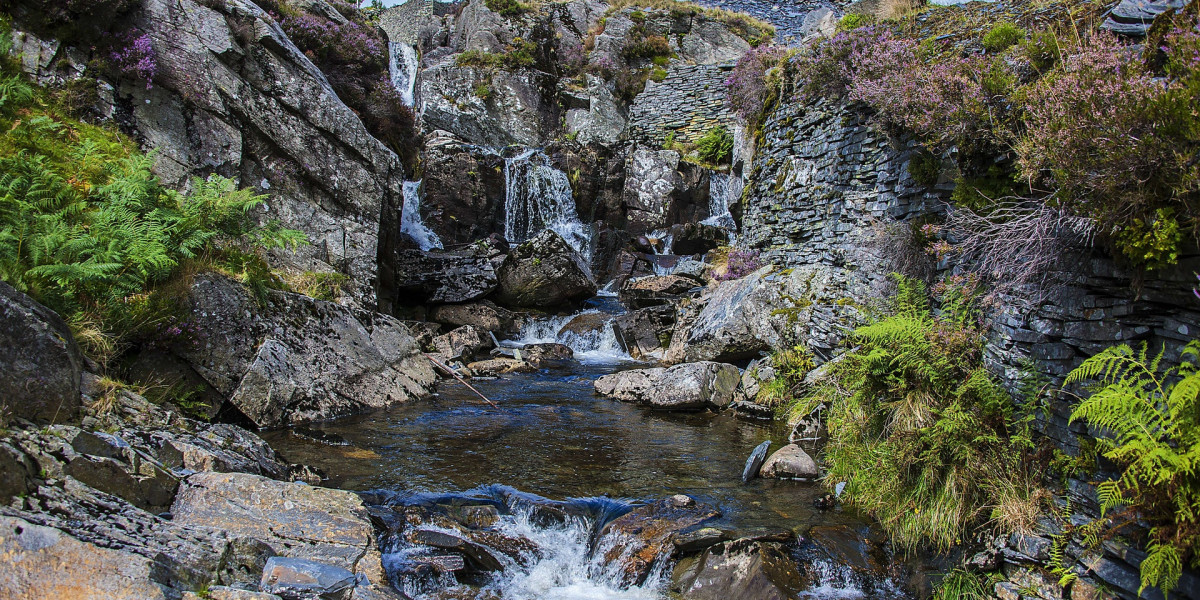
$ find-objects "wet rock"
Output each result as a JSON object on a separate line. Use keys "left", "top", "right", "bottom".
{"left": 668, "top": 222, "right": 727, "bottom": 256}
{"left": 672, "top": 527, "right": 735, "bottom": 556}
{"left": 759, "top": 444, "right": 820, "bottom": 480}
{"left": 522, "top": 343, "right": 575, "bottom": 367}
{"left": 594, "top": 362, "right": 740, "bottom": 410}
{"left": 620, "top": 275, "right": 699, "bottom": 308}
{"left": 419, "top": 134, "right": 508, "bottom": 247}
{"left": 673, "top": 539, "right": 805, "bottom": 600}
{"left": 430, "top": 301, "right": 518, "bottom": 335}
{"left": 0, "top": 280, "right": 82, "bottom": 425}
{"left": 613, "top": 305, "right": 676, "bottom": 361}
{"left": 466, "top": 358, "right": 535, "bottom": 376}
{"left": 742, "top": 440, "right": 772, "bottom": 483}
{"left": 494, "top": 230, "right": 597, "bottom": 309}
{"left": 260, "top": 556, "right": 360, "bottom": 599}
{"left": 806, "top": 525, "right": 889, "bottom": 577}
{"left": 431, "top": 325, "right": 493, "bottom": 362}
{"left": 167, "top": 274, "right": 436, "bottom": 428}
{"left": 558, "top": 311, "right": 611, "bottom": 338}
{"left": 0, "top": 514, "right": 171, "bottom": 600}
{"left": 388, "top": 248, "right": 499, "bottom": 305}
{"left": 172, "top": 472, "right": 380, "bottom": 578}
{"left": 599, "top": 495, "right": 722, "bottom": 586}
{"left": 407, "top": 529, "right": 505, "bottom": 572}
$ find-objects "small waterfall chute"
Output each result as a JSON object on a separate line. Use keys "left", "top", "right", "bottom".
{"left": 389, "top": 41, "right": 420, "bottom": 107}
{"left": 507, "top": 309, "right": 632, "bottom": 365}
{"left": 401, "top": 180, "right": 443, "bottom": 251}
{"left": 503, "top": 149, "right": 594, "bottom": 262}
{"left": 702, "top": 172, "right": 741, "bottom": 241}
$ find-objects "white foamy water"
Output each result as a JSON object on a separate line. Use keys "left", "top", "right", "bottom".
{"left": 701, "top": 172, "right": 740, "bottom": 241}
{"left": 389, "top": 41, "right": 420, "bottom": 107}
{"left": 797, "top": 559, "right": 909, "bottom": 599}
{"left": 504, "top": 149, "right": 595, "bottom": 262}
{"left": 400, "top": 180, "right": 443, "bottom": 251}
{"left": 509, "top": 310, "right": 632, "bottom": 365}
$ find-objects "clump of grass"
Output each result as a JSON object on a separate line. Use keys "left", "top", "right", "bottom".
{"left": 982, "top": 22, "right": 1025, "bottom": 53}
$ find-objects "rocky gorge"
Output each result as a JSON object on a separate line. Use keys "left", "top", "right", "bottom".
{"left": 1, "top": 0, "right": 1200, "bottom": 598}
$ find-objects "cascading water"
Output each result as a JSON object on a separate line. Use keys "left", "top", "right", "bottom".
{"left": 509, "top": 309, "right": 631, "bottom": 364}
{"left": 401, "top": 180, "right": 443, "bottom": 251}
{"left": 504, "top": 149, "right": 594, "bottom": 261}
{"left": 389, "top": 41, "right": 420, "bottom": 107}
{"left": 701, "top": 172, "right": 741, "bottom": 240}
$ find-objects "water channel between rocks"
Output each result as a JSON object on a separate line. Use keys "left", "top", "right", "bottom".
{"left": 265, "top": 351, "right": 919, "bottom": 599}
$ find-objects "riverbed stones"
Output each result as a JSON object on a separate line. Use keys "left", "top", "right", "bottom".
{"left": 759, "top": 444, "right": 820, "bottom": 480}
{"left": 558, "top": 311, "right": 611, "bottom": 338}
{"left": 673, "top": 539, "right": 806, "bottom": 600}
{"left": 260, "top": 556, "right": 361, "bottom": 599}
{"left": 466, "top": 357, "right": 535, "bottom": 376}
{"left": 620, "top": 274, "right": 699, "bottom": 308}
{"left": 599, "top": 495, "right": 722, "bottom": 586}
{"left": 0, "top": 280, "right": 82, "bottom": 425}
{"left": 172, "top": 472, "right": 380, "bottom": 578}
{"left": 494, "top": 230, "right": 597, "bottom": 308}
{"left": 429, "top": 301, "right": 518, "bottom": 334}
{"left": 594, "top": 362, "right": 741, "bottom": 410}
{"left": 522, "top": 342, "right": 574, "bottom": 366}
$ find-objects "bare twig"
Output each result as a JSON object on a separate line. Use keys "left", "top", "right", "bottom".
{"left": 424, "top": 353, "right": 500, "bottom": 409}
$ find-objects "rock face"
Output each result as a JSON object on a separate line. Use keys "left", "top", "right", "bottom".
{"left": 613, "top": 305, "right": 677, "bottom": 360}
{"left": 599, "top": 495, "right": 721, "bottom": 586}
{"left": 759, "top": 444, "right": 819, "bottom": 480}
{"left": 165, "top": 275, "right": 435, "bottom": 428}
{"left": 0, "top": 281, "right": 81, "bottom": 425}
{"left": 385, "top": 247, "right": 499, "bottom": 307}
{"left": 673, "top": 539, "right": 805, "bottom": 600}
{"left": 418, "top": 133, "right": 508, "bottom": 247}
{"left": 620, "top": 275, "right": 699, "bottom": 308}
{"left": 622, "top": 148, "right": 712, "bottom": 234}
{"left": 494, "top": 230, "right": 597, "bottom": 308}
{"left": 669, "top": 222, "right": 728, "bottom": 256}
{"left": 594, "top": 362, "right": 740, "bottom": 410}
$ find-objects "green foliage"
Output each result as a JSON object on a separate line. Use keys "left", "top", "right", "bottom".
{"left": 1112, "top": 208, "right": 1184, "bottom": 271}
{"left": 816, "top": 274, "right": 1027, "bottom": 552}
{"left": 932, "top": 569, "right": 994, "bottom": 600}
{"left": 485, "top": 0, "right": 527, "bottom": 16}
{"left": 456, "top": 38, "right": 537, "bottom": 70}
{"left": 837, "top": 12, "right": 874, "bottom": 31}
{"left": 1021, "top": 30, "right": 1062, "bottom": 72}
{"left": 696, "top": 126, "right": 734, "bottom": 165}
{"left": 949, "top": 166, "right": 1022, "bottom": 211}
{"left": 754, "top": 345, "right": 815, "bottom": 409}
{"left": 1066, "top": 341, "right": 1200, "bottom": 596}
{"left": 982, "top": 22, "right": 1025, "bottom": 53}
{"left": 907, "top": 151, "right": 942, "bottom": 186}
{"left": 649, "top": 66, "right": 668, "bottom": 82}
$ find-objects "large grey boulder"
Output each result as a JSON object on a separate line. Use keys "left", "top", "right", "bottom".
{"left": 167, "top": 274, "right": 435, "bottom": 428}
{"left": 594, "top": 362, "right": 740, "bottom": 410}
{"left": 758, "top": 444, "right": 820, "bottom": 480}
{"left": 494, "top": 230, "right": 597, "bottom": 308}
{"left": 0, "top": 281, "right": 81, "bottom": 425}
{"left": 387, "top": 248, "right": 499, "bottom": 305}
{"left": 419, "top": 62, "right": 560, "bottom": 147}
{"left": 623, "top": 148, "right": 712, "bottom": 235}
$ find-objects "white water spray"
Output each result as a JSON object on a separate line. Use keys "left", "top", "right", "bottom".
{"left": 510, "top": 310, "right": 631, "bottom": 364}
{"left": 701, "top": 172, "right": 741, "bottom": 240}
{"left": 503, "top": 149, "right": 594, "bottom": 261}
{"left": 389, "top": 41, "right": 420, "bottom": 107}
{"left": 401, "top": 180, "right": 443, "bottom": 251}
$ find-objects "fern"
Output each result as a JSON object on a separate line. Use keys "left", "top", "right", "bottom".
{"left": 1067, "top": 340, "right": 1200, "bottom": 596}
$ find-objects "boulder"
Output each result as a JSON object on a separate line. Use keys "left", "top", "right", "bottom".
{"left": 419, "top": 62, "right": 560, "bottom": 148}
{"left": 594, "top": 362, "right": 740, "bottom": 410}
{"left": 522, "top": 343, "right": 574, "bottom": 367}
{"left": 613, "top": 305, "right": 676, "bottom": 361}
{"left": 416, "top": 133, "right": 508, "bottom": 247}
{"left": 0, "top": 515, "right": 170, "bottom": 600}
{"left": 494, "top": 230, "right": 597, "bottom": 308}
{"left": 620, "top": 275, "right": 698, "bottom": 308}
{"left": 387, "top": 248, "right": 499, "bottom": 305}
{"left": 668, "top": 222, "right": 728, "bottom": 256}
{"left": 673, "top": 539, "right": 805, "bottom": 600}
{"left": 466, "top": 358, "right": 535, "bottom": 376}
{"left": 558, "top": 311, "right": 612, "bottom": 338}
{"left": 1102, "top": 0, "right": 1188, "bottom": 35}
{"left": 431, "top": 325, "right": 493, "bottom": 362}
{"left": 599, "top": 495, "right": 721, "bottom": 586}
{"left": 164, "top": 275, "right": 435, "bottom": 428}
{"left": 564, "top": 74, "right": 627, "bottom": 145}
{"left": 406, "top": 528, "right": 505, "bottom": 572}
{"left": 0, "top": 280, "right": 82, "bottom": 424}
{"left": 758, "top": 444, "right": 820, "bottom": 480}
{"left": 622, "top": 148, "right": 711, "bottom": 235}
{"left": 429, "top": 301, "right": 518, "bottom": 334}
{"left": 260, "top": 556, "right": 360, "bottom": 599}
{"left": 172, "top": 472, "right": 382, "bottom": 579}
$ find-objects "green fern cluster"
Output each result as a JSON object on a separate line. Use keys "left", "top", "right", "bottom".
{"left": 0, "top": 60, "right": 305, "bottom": 362}
{"left": 1066, "top": 341, "right": 1200, "bottom": 595}
{"left": 816, "top": 275, "right": 1028, "bottom": 552}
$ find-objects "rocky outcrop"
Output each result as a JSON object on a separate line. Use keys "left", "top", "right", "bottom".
{"left": 594, "top": 361, "right": 740, "bottom": 410}
{"left": 159, "top": 274, "right": 435, "bottom": 428}
{"left": 623, "top": 148, "right": 712, "bottom": 235}
{"left": 418, "top": 133, "right": 508, "bottom": 247}
{"left": 494, "top": 230, "right": 597, "bottom": 308}
{"left": 0, "top": 281, "right": 81, "bottom": 425}
{"left": 384, "top": 247, "right": 500, "bottom": 307}
{"left": 599, "top": 495, "right": 721, "bottom": 586}
{"left": 673, "top": 539, "right": 806, "bottom": 600}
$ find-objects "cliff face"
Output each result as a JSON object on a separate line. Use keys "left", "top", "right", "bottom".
{"left": 11, "top": 0, "right": 407, "bottom": 306}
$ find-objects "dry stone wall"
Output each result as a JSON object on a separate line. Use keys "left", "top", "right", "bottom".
{"left": 627, "top": 63, "right": 740, "bottom": 147}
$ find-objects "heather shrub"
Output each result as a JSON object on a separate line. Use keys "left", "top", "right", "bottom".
{"left": 712, "top": 248, "right": 762, "bottom": 280}
{"left": 981, "top": 22, "right": 1024, "bottom": 53}
{"left": 792, "top": 27, "right": 881, "bottom": 99}
{"left": 1020, "top": 30, "right": 1063, "bottom": 72}
{"left": 110, "top": 33, "right": 157, "bottom": 89}
{"left": 1015, "top": 30, "right": 1200, "bottom": 269}
{"left": 725, "top": 45, "right": 788, "bottom": 128}
{"left": 623, "top": 33, "right": 672, "bottom": 61}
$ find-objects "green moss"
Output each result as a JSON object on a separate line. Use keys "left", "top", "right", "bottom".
{"left": 837, "top": 12, "right": 875, "bottom": 32}
{"left": 649, "top": 67, "right": 668, "bottom": 82}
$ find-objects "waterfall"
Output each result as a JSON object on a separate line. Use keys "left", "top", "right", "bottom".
{"left": 702, "top": 173, "right": 741, "bottom": 239}
{"left": 401, "top": 180, "right": 443, "bottom": 251}
{"left": 389, "top": 41, "right": 420, "bottom": 107}
{"left": 508, "top": 310, "right": 632, "bottom": 364}
{"left": 503, "top": 150, "right": 594, "bottom": 261}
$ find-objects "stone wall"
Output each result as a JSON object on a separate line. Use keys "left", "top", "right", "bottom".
{"left": 743, "top": 95, "right": 1200, "bottom": 600}
{"left": 627, "top": 63, "right": 740, "bottom": 147}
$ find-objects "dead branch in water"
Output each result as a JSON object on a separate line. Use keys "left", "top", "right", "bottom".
{"left": 424, "top": 353, "right": 500, "bottom": 409}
